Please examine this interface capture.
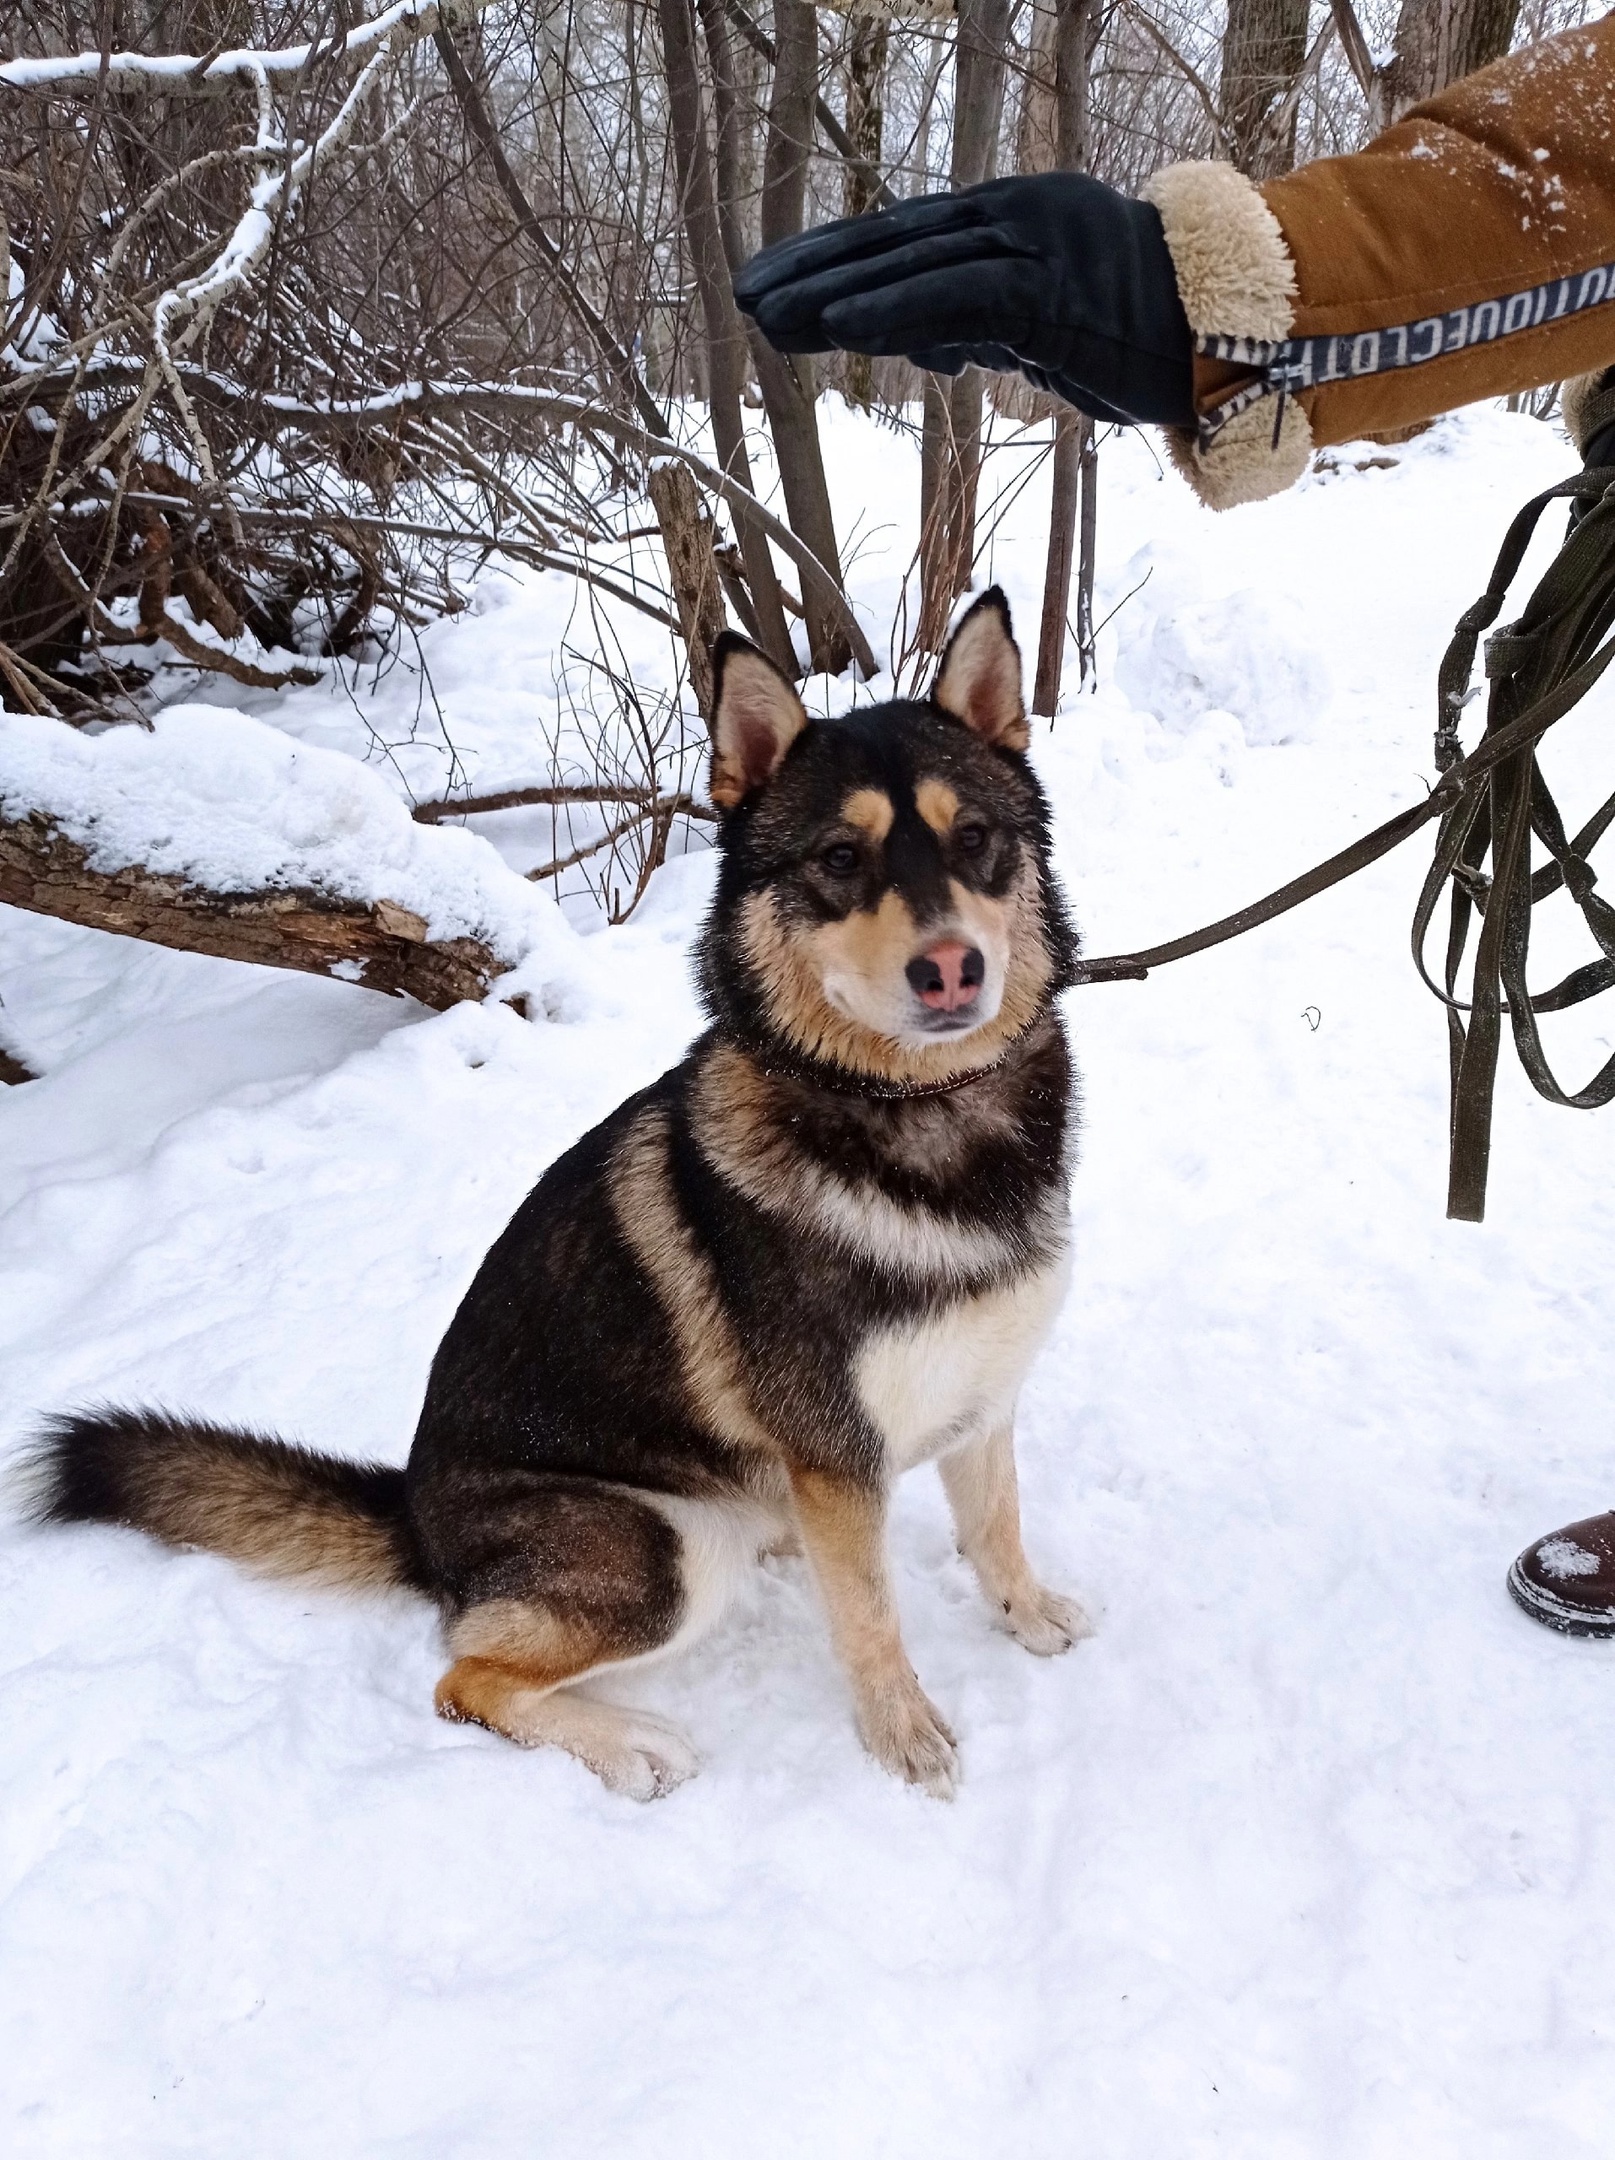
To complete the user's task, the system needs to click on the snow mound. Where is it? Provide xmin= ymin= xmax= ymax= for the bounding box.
xmin=0 ymin=704 xmax=579 ymax=974
xmin=1114 ymin=582 xmax=1332 ymax=747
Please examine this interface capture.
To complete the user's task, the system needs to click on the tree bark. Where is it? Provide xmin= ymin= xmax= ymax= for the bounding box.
xmin=1028 ymin=0 xmax=1096 ymax=718
xmin=698 ymin=0 xmax=752 ymax=273
xmin=1034 ymin=413 xmax=1081 ymax=715
xmin=1076 ymin=413 xmax=1097 ymax=676
xmin=917 ymin=0 xmax=1012 ymax=653
xmin=720 ymin=0 xmax=896 ymax=214
xmin=1375 ymin=0 xmax=1522 ymax=127
xmin=944 ymin=0 xmax=1012 ymax=587
xmin=648 ymin=459 xmax=728 ymax=715
xmin=747 ymin=0 xmax=859 ymax=676
xmin=0 ymin=813 xmax=506 ymax=1010
xmin=842 ymin=10 xmax=890 ymax=410
xmin=700 ymin=0 xmax=861 ymax=675
xmin=1219 ymin=0 xmax=1310 ymax=180
xmin=656 ymin=0 xmax=797 ymax=673
xmin=917 ymin=371 xmax=954 ymax=657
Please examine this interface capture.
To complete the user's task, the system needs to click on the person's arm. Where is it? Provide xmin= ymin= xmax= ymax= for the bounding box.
xmin=1153 ymin=14 xmax=1615 ymax=506
xmin=736 ymin=17 xmax=1615 ymax=511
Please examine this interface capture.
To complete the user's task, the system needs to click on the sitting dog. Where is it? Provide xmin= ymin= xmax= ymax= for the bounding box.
xmin=27 ymin=588 xmax=1089 ymax=1800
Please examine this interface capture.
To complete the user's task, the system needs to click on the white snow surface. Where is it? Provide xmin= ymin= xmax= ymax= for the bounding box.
xmin=3 ymin=403 xmax=1615 ymax=2156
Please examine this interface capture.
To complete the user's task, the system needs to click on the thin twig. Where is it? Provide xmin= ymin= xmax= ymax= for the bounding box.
xmin=525 ymin=793 xmax=709 ymax=882
xmin=1112 ymin=0 xmax=1237 ymax=158
xmin=415 ymin=783 xmax=717 ymax=824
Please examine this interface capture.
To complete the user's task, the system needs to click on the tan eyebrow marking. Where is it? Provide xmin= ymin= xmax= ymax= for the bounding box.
xmin=915 ymin=779 xmax=960 ymax=836
xmin=841 ymin=788 xmax=895 ymax=842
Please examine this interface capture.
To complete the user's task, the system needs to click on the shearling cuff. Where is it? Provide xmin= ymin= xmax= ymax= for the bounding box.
xmin=1141 ymin=160 xmax=1296 ymax=342
xmin=1141 ymin=160 xmax=1304 ymax=510
xmin=1562 ymin=368 xmax=1615 ymax=458
xmin=1161 ymin=396 xmax=1313 ymax=513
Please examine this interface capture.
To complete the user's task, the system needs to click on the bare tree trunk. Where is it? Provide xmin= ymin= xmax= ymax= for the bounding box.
xmin=699 ymin=0 xmax=752 ymax=272
xmin=1033 ymin=410 xmax=1098 ymax=713
xmin=648 ymin=460 xmax=728 ymax=715
xmin=943 ymin=0 xmax=1011 ymax=594
xmin=748 ymin=0 xmax=859 ymax=676
xmin=1219 ymin=0 xmax=1310 ymax=179
xmin=1076 ymin=413 xmax=1097 ymax=675
xmin=917 ymin=371 xmax=953 ymax=657
xmin=761 ymin=0 xmax=817 ymax=244
xmin=1054 ymin=0 xmax=1091 ymax=165
xmin=1035 ymin=414 xmax=1080 ymax=714
xmin=914 ymin=69 xmax=954 ymax=659
xmin=696 ymin=0 xmax=863 ymax=675
xmin=1374 ymin=0 xmax=1522 ymax=127
xmin=656 ymin=0 xmax=797 ymax=673
xmin=1031 ymin=0 xmax=1096 ymax=718
xmin=843 ymin=10 xmax=890 ymax=410
xmin=1018 ymin=1 xmax=1057 ymax=174
xmin=917 ymin=0 xmax=1012 ymax=653
xmin=0 ymin=815 xmax=506 ymax=1011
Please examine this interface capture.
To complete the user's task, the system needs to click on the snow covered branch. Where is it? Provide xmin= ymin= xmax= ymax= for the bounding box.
xmin=0 ymin=3 xmax=484 ymax=96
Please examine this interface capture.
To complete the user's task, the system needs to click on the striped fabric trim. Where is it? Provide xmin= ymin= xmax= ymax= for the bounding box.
xmin=1197 ymin=260 xmax=1615 ymax=450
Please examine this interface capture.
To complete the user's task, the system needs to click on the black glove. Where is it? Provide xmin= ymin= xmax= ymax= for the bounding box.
xmin=733 ymin=172 xmax=1195 ymax=430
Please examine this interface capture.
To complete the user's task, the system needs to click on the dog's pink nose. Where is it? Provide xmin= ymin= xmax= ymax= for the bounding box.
xmin=905 ymin=941 xmax=985 ymax=1013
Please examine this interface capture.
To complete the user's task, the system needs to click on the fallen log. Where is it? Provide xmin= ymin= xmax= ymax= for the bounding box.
xmin=0 ymin=808 xmax=505 ymax=1011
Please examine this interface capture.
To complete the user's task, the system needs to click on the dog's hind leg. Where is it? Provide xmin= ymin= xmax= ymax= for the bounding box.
xmin=938 ymin=1421 xmax=1092 ymax=1655
xmin=429 ymin=1477 xmax=756 ymax=1800
xmin=436 ymin=1602 xmax=701 ymax=1801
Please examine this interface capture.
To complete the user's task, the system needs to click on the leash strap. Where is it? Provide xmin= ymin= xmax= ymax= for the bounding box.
xmin=1072 ymin=464 xmax=1615 ymax=1223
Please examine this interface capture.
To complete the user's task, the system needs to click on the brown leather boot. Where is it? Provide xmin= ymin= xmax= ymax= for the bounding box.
xmin=1508 ymin=1511 xmax=1615 ymax=1637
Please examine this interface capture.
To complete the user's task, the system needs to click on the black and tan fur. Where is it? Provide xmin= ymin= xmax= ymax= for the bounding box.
xmin=24 ymin=589 xmax=1088 ymax=1801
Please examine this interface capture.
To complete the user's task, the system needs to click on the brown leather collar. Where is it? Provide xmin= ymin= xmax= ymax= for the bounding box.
xmin=753 ymin=1036 xmax=1020 ymax=1103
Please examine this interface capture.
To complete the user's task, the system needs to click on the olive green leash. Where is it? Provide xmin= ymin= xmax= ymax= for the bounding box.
xmin=1071 ymin=464 xmax=1615 ymax=1223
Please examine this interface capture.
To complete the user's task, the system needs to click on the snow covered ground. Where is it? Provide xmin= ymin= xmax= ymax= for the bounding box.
xmin=3 ymin=403 xmax=1614 ymax=2157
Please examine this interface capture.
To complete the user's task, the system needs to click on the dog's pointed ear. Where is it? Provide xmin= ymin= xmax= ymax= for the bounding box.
xmin=708 ymin=632 xmax=810 ymax=810
xmin=932 ymin=588 xmax=1028 ymax=751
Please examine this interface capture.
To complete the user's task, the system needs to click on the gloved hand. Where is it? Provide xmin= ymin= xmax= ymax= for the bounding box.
xmin=733 ymin=172 xmax=1195 ymax=430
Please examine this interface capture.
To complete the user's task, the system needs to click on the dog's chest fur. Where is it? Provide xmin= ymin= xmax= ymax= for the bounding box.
xmin=683 ymin=1029 xmax=1073 ymax=1481
xmin=854 ymin=1243 xmax=1071 ymax=1472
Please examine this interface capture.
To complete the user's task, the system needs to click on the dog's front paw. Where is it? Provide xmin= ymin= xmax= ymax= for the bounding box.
xmin=859 ymin=1680 xmax=959 ymax=1799
xmin=1001 ymin=1583 xmax=1093 ymax=1656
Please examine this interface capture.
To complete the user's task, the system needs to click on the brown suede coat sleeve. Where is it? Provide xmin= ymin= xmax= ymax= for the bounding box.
xmin=1141 ymin=17 xmax=1615 ymax=509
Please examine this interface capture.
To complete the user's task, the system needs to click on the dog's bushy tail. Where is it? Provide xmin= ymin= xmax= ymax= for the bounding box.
xmin=20 ymin=1406 xmax=427 ymax=1595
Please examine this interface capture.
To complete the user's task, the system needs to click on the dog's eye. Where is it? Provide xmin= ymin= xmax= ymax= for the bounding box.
xmin=956 ymin=822 xmax=989 ymax=856
xmin=820 ymin=842 xmax=860 ymax=877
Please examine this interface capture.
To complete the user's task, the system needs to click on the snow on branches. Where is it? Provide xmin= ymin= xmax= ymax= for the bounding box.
xmin=0 ymin=2 xmax=459 ymax=94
